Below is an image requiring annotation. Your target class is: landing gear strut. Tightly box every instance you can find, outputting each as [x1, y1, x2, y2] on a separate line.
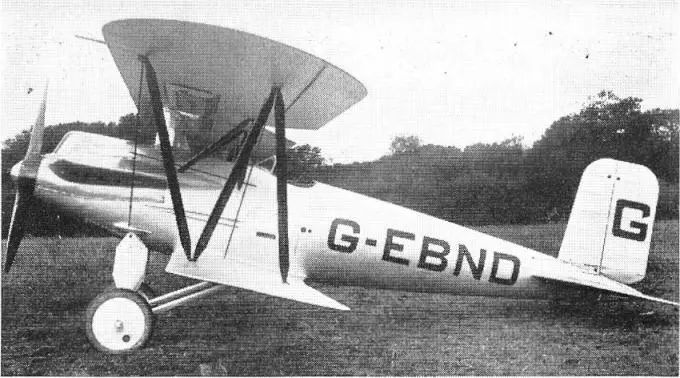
[84, 233, 225, 353]
[85, 233, 154, 353]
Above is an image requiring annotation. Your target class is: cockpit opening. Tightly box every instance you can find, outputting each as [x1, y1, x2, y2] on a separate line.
[155, 83, 221, 153]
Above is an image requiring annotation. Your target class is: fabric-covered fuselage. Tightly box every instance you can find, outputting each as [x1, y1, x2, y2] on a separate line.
[18, 131, 559, 299]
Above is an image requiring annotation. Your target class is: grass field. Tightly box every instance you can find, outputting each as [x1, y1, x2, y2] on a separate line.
[2, 221, 678, 376]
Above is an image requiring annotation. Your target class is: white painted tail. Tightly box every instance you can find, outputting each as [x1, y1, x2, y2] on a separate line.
[559, 159, 658, 284]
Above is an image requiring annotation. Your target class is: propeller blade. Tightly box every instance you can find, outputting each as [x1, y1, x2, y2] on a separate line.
[23, 83, 48, 163]
[4, 83, 48, 272]
[274, 88, 289, 283]
[5, 186, 31, 272]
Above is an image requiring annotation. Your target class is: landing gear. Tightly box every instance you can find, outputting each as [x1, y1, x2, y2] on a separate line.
[86, 281, 225, 353]
[106, 282, 156, 301]
[84, 233, 225, 353]
[137, 282, 156, 302]
[85, 288, 154, 354]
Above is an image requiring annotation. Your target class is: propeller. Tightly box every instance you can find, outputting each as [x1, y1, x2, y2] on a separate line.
[4, 84, 48, 273]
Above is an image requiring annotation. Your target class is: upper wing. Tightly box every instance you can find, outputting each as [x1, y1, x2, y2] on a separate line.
[102, 19, 367, 140]
[533, 262, 678, 306]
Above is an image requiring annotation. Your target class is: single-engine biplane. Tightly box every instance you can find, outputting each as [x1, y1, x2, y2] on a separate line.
[4, 19, 678, 353]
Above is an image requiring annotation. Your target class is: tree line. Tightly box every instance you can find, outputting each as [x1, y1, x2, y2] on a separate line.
[312, 92, 678, 224]
[1, 91, 677, 237]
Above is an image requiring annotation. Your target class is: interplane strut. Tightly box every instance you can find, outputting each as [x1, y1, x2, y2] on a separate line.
[275, 89, 290, 283]
[137, 54, 289, 279]
[139, 56, 192, 259]
[193, 86, 281, 261]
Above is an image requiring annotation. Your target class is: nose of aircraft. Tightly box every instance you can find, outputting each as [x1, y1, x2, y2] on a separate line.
[5, 83, 48, 273]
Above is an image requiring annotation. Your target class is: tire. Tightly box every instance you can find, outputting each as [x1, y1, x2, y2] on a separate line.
[137, 283, 156, 302]
[105, 283, 156, 302]
[85, 289, 154, 354]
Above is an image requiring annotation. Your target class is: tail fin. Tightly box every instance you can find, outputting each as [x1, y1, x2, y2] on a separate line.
[558, 159, 658, 284]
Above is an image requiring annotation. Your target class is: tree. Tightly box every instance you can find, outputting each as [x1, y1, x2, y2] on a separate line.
[286, 144, 325, 183]
[117, 113, 156, 144]
[390, 135, 421, 155]
[526, 91, 679, 219]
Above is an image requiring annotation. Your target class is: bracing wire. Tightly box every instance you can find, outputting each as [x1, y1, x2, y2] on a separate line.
[127, 63, 146, 226]
[223, 128, 266, 258]
[223, 163, 255, 258]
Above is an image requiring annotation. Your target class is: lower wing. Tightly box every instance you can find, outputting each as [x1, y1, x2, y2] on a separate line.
[165, 251, 350, 311]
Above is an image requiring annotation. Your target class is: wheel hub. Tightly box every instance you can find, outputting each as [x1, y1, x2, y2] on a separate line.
[90, 297, 147, 351]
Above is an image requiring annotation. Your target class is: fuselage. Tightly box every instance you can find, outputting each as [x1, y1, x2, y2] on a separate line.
[15, 131, 564, 301]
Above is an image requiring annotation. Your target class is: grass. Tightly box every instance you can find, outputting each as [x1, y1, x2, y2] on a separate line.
[2, 221, 678, 376]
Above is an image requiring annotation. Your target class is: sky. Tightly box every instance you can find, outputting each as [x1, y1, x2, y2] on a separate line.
[1, 0, 677, 163]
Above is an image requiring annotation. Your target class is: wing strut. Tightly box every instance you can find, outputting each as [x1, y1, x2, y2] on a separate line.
[274, 89, 290, 283]
[134, 62, 291, 279]
[178, 118, 252, 172]
[139, 55, 192, 259]
[192, 87, 278, 260]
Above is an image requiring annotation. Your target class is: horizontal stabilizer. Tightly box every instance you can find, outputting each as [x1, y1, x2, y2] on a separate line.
[533, 263, 678, 306]
[165, 252, 349, 311]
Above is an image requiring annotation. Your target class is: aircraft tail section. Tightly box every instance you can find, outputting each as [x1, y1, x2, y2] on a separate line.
[558, 159, 659, 284]
[532, 263, 678, 306]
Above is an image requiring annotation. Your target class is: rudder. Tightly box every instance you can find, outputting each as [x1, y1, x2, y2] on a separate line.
[558, 159, 658, 284]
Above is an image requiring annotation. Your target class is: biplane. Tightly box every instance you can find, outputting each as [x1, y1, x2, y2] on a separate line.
[4, 19, 677, 353]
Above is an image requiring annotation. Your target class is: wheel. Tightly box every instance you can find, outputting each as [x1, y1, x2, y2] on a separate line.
[85, 289, 154, 354]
